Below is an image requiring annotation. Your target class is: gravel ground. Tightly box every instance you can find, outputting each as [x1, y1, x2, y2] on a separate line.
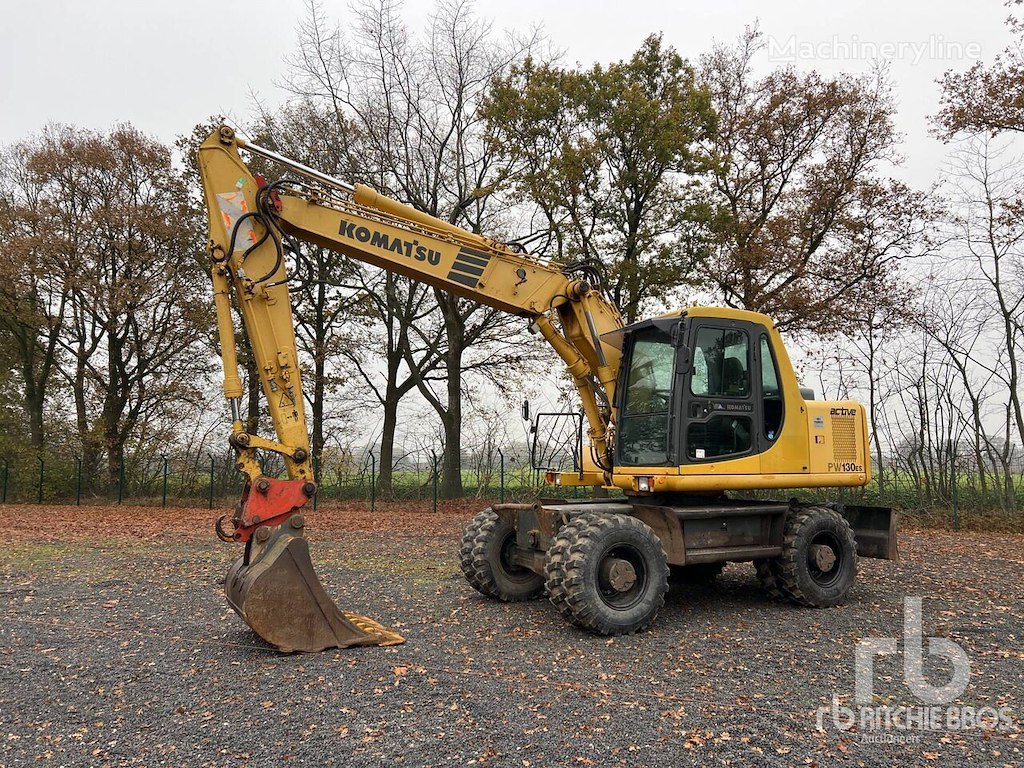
[0, 504, 1021, 768]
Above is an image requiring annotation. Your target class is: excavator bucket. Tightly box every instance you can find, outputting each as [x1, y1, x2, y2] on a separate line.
[224, 520, 404, 652]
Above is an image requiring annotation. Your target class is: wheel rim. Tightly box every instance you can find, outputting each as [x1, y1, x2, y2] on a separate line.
[596, 544, 648, 610]
[806, 531, 845, 588]
[499, 531, 537, 585]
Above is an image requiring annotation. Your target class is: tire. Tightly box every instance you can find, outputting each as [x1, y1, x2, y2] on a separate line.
[544, 515, 589, 623]
[775, 506, 857, 607]
[669, 562, 725, 584]
[459, 508, 544, 601]
[753, 559, 785, 600]
[458, 511, 488, 593]
[553, 512, 669, 636]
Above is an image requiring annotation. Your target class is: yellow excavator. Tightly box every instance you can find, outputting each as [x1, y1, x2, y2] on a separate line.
[198, 125, 896, 651]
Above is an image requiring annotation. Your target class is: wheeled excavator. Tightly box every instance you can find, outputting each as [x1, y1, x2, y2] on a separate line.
[198, 125, 897, 651]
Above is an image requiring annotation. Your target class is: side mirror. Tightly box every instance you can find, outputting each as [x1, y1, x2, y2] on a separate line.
[521, 399, 531, 422]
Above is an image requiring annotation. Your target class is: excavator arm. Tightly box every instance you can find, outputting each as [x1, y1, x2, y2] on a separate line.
[197, 125, 624, 651]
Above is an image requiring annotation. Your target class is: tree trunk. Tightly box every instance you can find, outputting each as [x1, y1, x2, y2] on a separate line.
[72, 344, 100, 488]
[439, 365, 464, 498]
[377, 395, 399, 499]
[104, 330, 124, 490]
[105, 439, 123, 495]
[866, 327, 883, 498]
[23, 372, 44, 451]
[376, 325, 419, 499]
[310, 340, 326, 461]
[9, 287, 67, 451]
[438, 295, 465, 499]
[309, 278, 328, 460]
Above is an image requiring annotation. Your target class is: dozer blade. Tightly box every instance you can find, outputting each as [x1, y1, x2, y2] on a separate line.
[225, 521, 404, 652]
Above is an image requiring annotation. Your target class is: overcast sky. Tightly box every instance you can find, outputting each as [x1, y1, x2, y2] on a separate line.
[0, 0, 1013, 189]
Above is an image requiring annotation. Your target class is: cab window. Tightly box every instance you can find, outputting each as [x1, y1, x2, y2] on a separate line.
[623, 334, 674, 416]
[761, 335, 783, 441]
[618, 328, 674, 466]
[686, 327, 752, 461]
[690, 328, 749, 398]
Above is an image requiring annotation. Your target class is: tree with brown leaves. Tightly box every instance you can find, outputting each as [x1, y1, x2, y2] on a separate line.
[19, 124, 210, 489]
[935, 1, 1024, 137]
[700, 29, 930, 336]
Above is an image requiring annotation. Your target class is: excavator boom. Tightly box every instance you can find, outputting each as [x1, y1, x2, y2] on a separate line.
[198, 125, 622, 651]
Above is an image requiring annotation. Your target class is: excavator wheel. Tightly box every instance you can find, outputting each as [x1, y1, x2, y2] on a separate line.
[225, 516, 404, 652]
[458, 512, 489, 593]
[546, 512, 669, 636]
[774, 506, 857, 607]
[459, 509, 545, 601]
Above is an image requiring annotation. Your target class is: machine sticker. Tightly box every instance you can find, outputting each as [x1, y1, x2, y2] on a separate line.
[337, 220, 443, 265]
[813, 416, 825, 429]
[718, 402, 753, 412]
[828, 462, 864, 473]
[217, 192, 257, 249]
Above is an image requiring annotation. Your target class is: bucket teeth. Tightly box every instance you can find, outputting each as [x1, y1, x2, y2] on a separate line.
[341, 612, 406, 647]
[224, 522, 405, 652]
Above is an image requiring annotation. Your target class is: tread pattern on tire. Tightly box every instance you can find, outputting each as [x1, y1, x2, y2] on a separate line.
[551, 512, 669, 636]
[544, 515, 588, 624]
[775, 505, 857, 607]
[461, 508, 544, 602]
[459, 509, 492, 596]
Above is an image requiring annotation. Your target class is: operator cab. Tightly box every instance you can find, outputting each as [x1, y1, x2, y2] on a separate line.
[611, 312, 785, 468]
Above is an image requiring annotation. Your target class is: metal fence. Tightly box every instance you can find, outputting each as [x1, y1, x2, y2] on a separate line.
[0, 444, 584, 511]
[1, 446, 1021, 526]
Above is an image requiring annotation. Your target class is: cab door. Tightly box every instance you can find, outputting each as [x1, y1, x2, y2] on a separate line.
[679, 320, 762, 466]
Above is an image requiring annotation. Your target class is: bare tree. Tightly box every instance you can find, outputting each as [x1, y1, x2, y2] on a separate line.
[827, 182, 944, 491]
[339, 270, 443, 498]
[949, 138, 1024, 447]
[249, 100, 444, 497]
[283, 0, 541, 497]
[918, 275, 1019, 510]
[247, 102, 369, 459]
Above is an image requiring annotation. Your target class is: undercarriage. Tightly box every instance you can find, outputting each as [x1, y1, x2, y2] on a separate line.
[460, 497, 897, 635]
